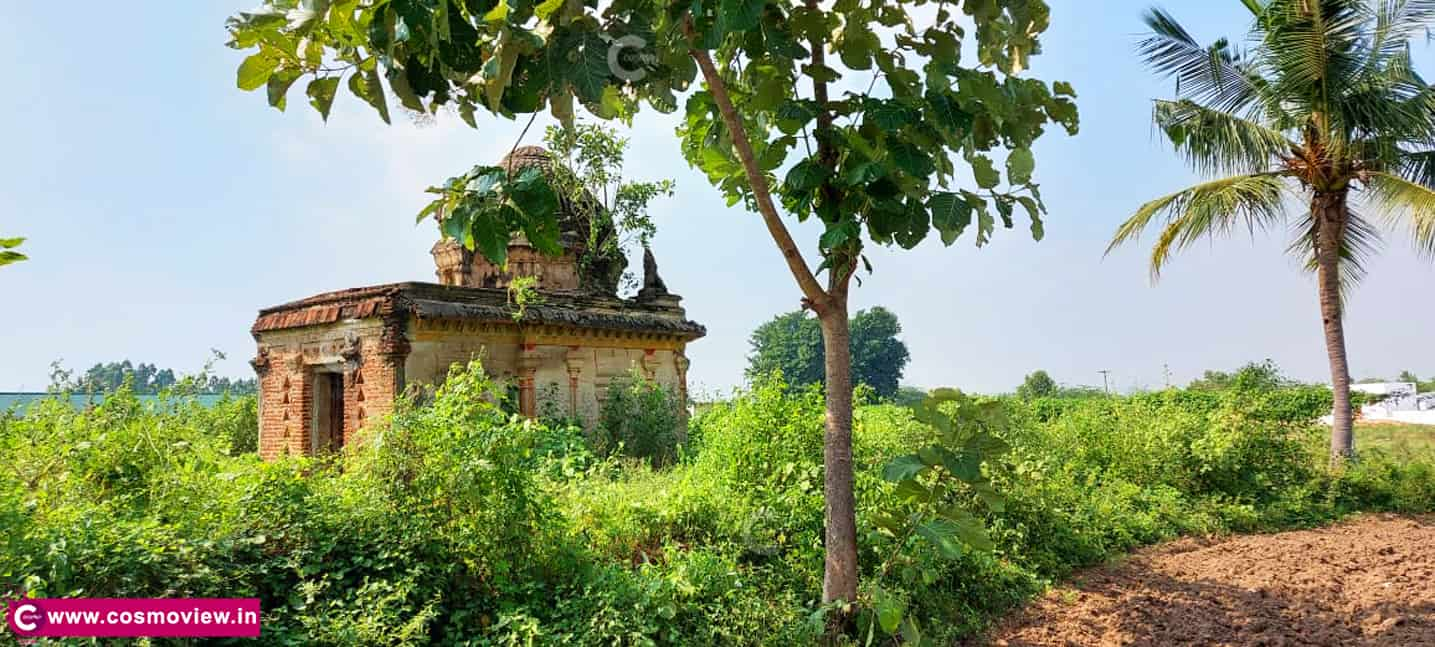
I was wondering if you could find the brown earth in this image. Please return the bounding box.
[982,514,1435,646]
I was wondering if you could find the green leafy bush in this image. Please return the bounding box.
[594,368,683,467]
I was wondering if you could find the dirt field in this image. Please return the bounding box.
[983,514,1435,646]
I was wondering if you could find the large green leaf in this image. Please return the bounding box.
[1006,148,1034,185]
[915,519,965,559]
[306,77,341,121]
[927,191,972,244]
[348,68,391,124]
[784,159,831,194]
[237,51,278,90]
[874,587,904,635]
[970,154,1000,188]
[890,141,935,177]
[561,28,612,104]
[882,454,925,482]
[266,69,302,110]
[719,0,766,34]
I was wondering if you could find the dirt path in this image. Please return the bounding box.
[983,514,1435,646]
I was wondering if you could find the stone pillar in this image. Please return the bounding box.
[565,346,584,419]
[674,350,690,405]
[517,343,541,418]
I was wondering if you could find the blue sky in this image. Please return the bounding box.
[2,1,1433,395]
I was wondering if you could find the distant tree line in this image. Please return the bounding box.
[49,359,256,395]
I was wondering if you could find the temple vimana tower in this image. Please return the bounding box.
[250,147,704,460]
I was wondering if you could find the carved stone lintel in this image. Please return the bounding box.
[339,333,363,373]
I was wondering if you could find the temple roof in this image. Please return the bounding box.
[252,282,705,339]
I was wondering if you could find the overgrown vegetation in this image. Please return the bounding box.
[592,368,684,467]
[3,360,1432,645]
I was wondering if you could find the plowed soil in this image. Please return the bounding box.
[982,514,1435,646]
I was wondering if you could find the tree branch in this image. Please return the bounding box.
[687,36,830,309]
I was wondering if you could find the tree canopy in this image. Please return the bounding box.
[1015,369,1056,399]
[746,306,911,399]
[1187,360,1289,392]
[227,0,1078,287]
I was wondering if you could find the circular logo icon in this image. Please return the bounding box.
[608,35,653,82]
[10,602,42,634]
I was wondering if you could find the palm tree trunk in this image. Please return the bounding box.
[818,301,859,606]
[1314,191,1354,463]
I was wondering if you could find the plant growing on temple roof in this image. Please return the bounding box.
[505,274,543,321]
[1106,1,1435,464]
[224,0,1078,628]
[543,123,674,294]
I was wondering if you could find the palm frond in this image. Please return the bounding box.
[1138,8,1272,115]
[1398,149,1435,187]
[1287,207,1382,299]
[1154,99,1296,175]
[1359,0,1435,62]
[1365,170,1435,254]
[1337,50,1435,144]
[1108,173,1289,280]
[1259,0,1367,145]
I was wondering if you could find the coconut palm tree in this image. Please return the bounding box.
[1109,0,1435,463]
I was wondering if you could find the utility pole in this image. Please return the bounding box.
[1163,363,1172,389]
[1098,369,1112,395]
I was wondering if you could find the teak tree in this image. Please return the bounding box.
[226,0,1077,611]
[1108,1,1435,463]
[747,306,911,399]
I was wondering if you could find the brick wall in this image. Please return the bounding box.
[255,326,405,460]
[256,352,312,461]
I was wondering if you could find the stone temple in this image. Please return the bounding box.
[250,146,704,460]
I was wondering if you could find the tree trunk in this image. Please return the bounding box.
[1314,191,1354,464]
[818,301,859,609]
[685,35,861,624]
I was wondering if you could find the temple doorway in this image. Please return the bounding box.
[311,371,345,454]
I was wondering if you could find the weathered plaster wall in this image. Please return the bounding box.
[256,314,693,460]
[406,319,690,427]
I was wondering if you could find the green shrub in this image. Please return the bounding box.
[594,368,683,467]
